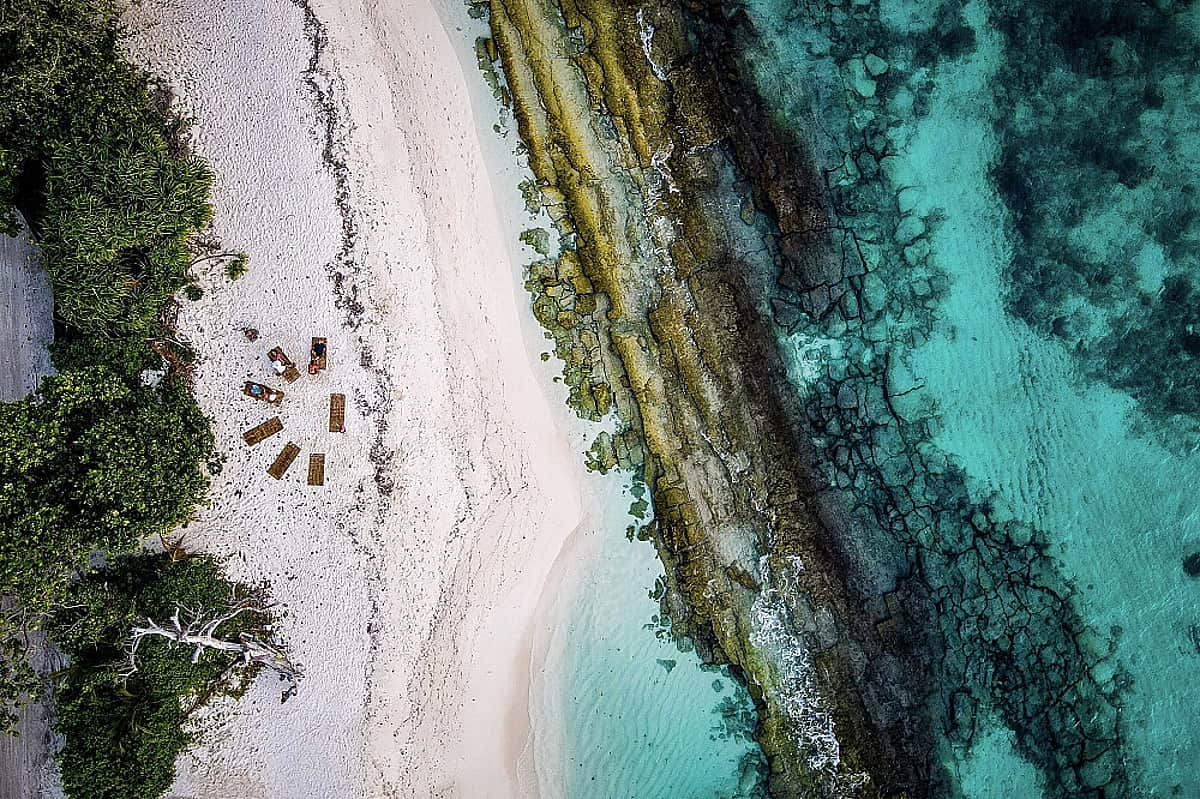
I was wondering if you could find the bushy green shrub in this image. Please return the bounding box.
[39,140,212,334]
[49,554,269,799]
[0,0,218,624]
[0,368,214,613]
[1,0,214,371]
[0,3,277,793]
[224,252,249,280]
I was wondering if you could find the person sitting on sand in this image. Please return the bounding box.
[308,340,327,374]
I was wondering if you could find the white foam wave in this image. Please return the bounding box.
[637,9,669,83]
[750,555,870,794]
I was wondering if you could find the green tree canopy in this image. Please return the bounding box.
[1,0,214,373]
[50,554,271,799]
[39,138,212,338]
[0,367,214,614]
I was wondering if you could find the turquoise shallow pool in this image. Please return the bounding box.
[734,0,1200,794]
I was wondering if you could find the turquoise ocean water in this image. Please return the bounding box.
[461,0,1200,792]
[527,477,767,799]
[735,0,1200,794]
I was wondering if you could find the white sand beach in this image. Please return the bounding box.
[117,0,585,796]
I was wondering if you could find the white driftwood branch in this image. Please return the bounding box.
[123,602,301,683]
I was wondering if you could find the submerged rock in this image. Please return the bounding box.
[845,58,877,98]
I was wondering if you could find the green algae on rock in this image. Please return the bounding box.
[484,0,940,794]
[479,0,1183,795]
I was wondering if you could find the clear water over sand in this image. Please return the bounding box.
[528,477,766,799]
[739,0,1200,794]
[905,12,1200,788]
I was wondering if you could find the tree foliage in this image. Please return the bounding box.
[40,139,212,339]
[0,368,214,732]
[0,0,214,375]
[49,554,270,799]
[0,368,214,609]
[0,0,218,622]
[0,2,279,793]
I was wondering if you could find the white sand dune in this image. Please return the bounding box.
[119,0,584,797]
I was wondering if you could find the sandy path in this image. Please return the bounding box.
[0,221,53,404]
[122,0,583,797]
[0,222,58,799]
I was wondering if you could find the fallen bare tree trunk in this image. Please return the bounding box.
[124,603,301,683]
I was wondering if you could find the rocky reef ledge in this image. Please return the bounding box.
[480,0,942,794]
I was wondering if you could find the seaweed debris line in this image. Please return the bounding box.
[127,0,586,796]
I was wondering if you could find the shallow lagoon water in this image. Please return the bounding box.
[528,477,765,799]
[736,0,1200,793]
[904,9,1200,789]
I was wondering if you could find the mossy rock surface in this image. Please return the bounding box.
[487,0,938,794]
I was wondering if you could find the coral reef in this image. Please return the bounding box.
[485,0,935,794]
[483,0,1137,795]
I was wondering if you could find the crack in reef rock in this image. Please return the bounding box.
[482,0,943,795]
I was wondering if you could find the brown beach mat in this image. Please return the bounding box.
[269,347,301,384]
[243,416,283,446]
[310,337,328,373]
[268,442,301,479]
[329,393,345,432]
[307,453,325,486]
